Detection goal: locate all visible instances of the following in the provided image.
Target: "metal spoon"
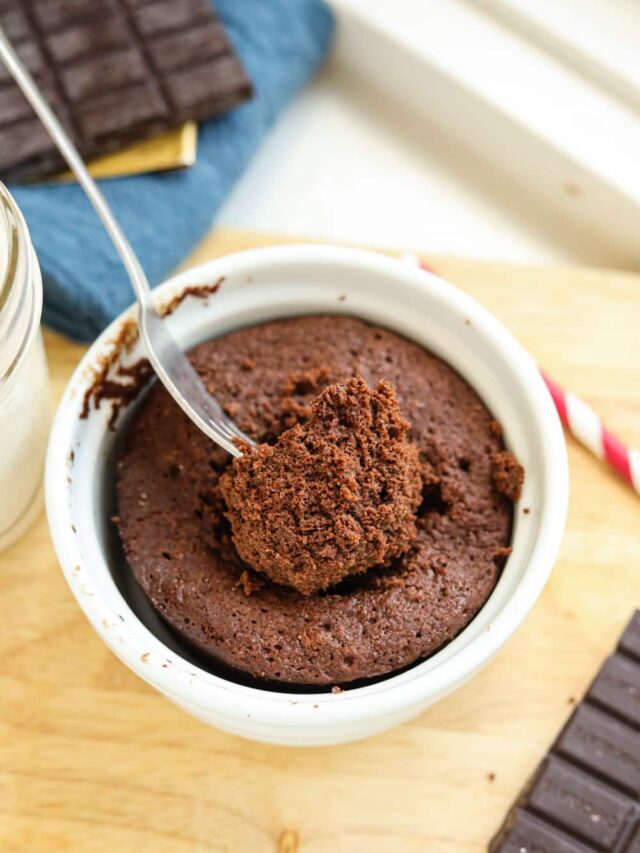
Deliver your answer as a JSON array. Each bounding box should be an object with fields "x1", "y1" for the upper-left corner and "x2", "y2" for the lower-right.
[{"x1": 0, "y1": 28, "x2": 254, "y2": 458}]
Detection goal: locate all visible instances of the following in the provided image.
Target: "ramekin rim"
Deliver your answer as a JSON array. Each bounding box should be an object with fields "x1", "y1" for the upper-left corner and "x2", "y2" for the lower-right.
[{"x1": 45, "y1": 243, "x2": 568, "y2": 728}]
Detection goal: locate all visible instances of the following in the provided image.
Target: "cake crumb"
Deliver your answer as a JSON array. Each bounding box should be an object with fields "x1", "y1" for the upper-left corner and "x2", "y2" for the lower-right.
[
  {"x1": 492, "y1": 451, "x2": 525, "y2": 501},
  {"x1": 331, "y1": 685, "x2": 343, "y2": 694},
  {"x1": 489, "y1": 419, "x2": 503, "y2": 438},
  {"x1": 283, "y1": 366, "x2": 331, "y2": 396},
  {"x1": 487, "y1": 772, "x2": 496, "y2": 783},
  {"x1": 280, "y1": 396, "x2": 313, "y2": 428},
  {"x1": 523, "y1": 507, "x2": 530, "y2": 515},
  {"x1": 493, "y1": 546, "x2": 512, "y2": 567},
  {"x1": 140, "y1": 652, "x2": 149, "y2": 663},
  {"x1": 224, "y1": 400, "x2": 241, "y2": 418},
  {"x1": 235, "y1": 570, "x2": 264, "y2": 597}
]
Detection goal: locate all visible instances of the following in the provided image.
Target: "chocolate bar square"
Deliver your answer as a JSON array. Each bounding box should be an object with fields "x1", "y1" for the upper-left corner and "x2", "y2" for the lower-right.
[
  {"x1": 491, "y1": 610, "x2": 640, "y2": 852},
  {"x1": 0, "y1": 0, "x2": 252, "y2": 181}
]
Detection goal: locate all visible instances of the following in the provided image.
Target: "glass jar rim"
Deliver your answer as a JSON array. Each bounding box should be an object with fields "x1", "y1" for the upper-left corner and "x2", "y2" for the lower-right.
[
  {"x1": 0, "y1": 182, "x2": 41, "y2": 387},
  {"x1": 0, "y1": 182, "x2": 21, "y2": 320}
]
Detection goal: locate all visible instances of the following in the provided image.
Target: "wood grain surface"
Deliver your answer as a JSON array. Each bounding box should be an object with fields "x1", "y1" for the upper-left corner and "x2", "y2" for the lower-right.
[{"x1": 1, "y1": 229, "x2": 639, "y2": 852}]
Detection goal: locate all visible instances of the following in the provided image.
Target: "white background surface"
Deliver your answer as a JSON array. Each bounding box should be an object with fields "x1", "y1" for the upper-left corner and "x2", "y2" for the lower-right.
[{"x1": 218, "y1": 0, "x2": 640, "y2": 269}]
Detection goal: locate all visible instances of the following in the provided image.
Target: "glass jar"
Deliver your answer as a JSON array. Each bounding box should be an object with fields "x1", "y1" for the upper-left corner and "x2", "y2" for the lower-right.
[{"x1": 0, "y1": 182, "x2": 51, "y2": 552}]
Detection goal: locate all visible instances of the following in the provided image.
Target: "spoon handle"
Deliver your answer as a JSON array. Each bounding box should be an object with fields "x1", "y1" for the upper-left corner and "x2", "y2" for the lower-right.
[
  {"x1": 0, "y1": 26, "x2": 252, "y2": 458},
  {"x1": 0, "y1": 27, "x2": 151, "y2": 305}
]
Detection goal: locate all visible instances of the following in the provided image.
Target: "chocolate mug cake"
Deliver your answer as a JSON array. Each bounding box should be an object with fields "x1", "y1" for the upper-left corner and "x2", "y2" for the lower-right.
[{"x1": 114, "y1": 315, "x2": 523, "y2": 688}]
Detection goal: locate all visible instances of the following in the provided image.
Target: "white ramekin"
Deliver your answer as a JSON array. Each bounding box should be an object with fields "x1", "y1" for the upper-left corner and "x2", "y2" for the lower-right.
[{"x1": 46, "y1": 245, "x2": 568, "y2": 746}]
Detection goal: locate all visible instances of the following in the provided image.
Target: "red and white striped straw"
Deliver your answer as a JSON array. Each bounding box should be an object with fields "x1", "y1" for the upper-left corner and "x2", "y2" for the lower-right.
[
  {"x1": 540, "y1": 370, "x2": 640, "y2": 493},
  {"x1": 406, "y1": 254, "x2": 640, "y2": 496}
]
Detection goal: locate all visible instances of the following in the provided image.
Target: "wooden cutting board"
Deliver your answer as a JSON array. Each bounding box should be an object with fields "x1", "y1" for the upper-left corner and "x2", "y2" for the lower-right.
[{"x1": 2, "y1": 229, "x2": 639, "y2": 852}]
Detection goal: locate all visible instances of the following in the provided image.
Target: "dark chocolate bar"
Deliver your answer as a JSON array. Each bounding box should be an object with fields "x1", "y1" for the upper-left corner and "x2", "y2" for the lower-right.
[
  {"x1": 491, "y1": 610, "x2": 640, "y2": 852},
  {"x1": 0, "y1": 0, "x2": 252, "y2": 181}
]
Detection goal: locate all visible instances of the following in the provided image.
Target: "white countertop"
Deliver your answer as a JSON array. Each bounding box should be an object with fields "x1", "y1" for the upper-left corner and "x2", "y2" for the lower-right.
[{"x1": 218, "y1": 0, "x2": 640, "y2": 270}]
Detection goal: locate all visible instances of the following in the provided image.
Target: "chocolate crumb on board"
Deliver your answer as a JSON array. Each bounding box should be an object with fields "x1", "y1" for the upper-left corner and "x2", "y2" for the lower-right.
[
  {"x1": 487, "y1": 772, "x2": 496, "y2": 783},
  {"x1": 278, "y1": 829, "x2": 299, "y2": 853},
  {"x1": 523, "y1": 507, "x2": 530, "y2": 515},
  {"x1": 338, "y1": 294, "x2": 347, "y2": 302},
  {"x1": 160, "y1": 278, "x2": 225, "y2": 318}
]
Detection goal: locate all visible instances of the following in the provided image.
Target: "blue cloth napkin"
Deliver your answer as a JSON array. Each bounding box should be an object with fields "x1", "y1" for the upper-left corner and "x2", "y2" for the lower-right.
[{"x1": 10, "y1": 0, "x2": 334, "y2": 342}]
